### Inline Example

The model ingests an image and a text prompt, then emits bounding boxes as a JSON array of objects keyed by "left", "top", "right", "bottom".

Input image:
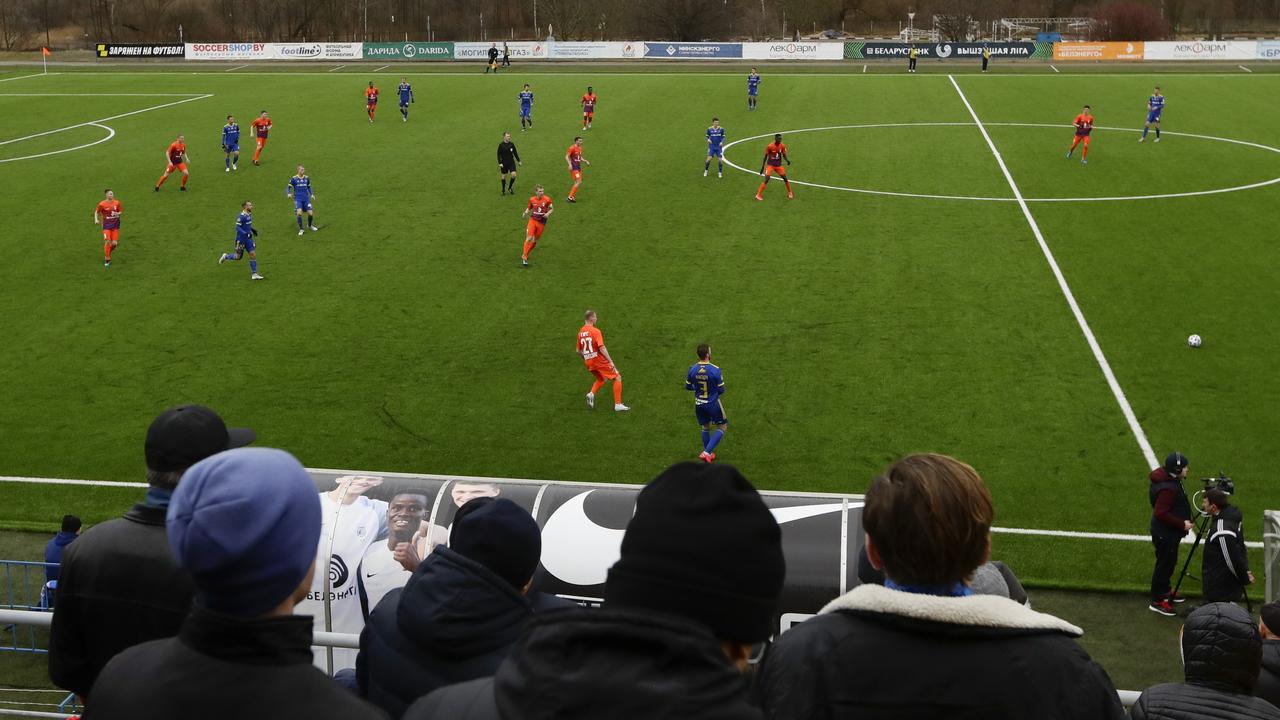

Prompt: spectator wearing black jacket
[
  {"left": 405, "top": 462, "right": 786, "bottom": 720},
  {"left": 757, "top": 453, "right": 1123, "bottom": 720},
  {"left": 49, "top": 405, "right": 254, "bottom": 700},
  {"left": 84, "top": 448, "right": 387, "bottom": 720},
  {"left": 357, "top": 497, "right": 542, "bottom": 719},
  {"left": 43, "top": 515, "right": 80, "bottom": 584},
  {"left": 1150, "top": 451, "right": 1193, "bottom": 616},
  {"left": 1202, "top": 489, "right": 1253, "bottom": 603},
  {"left": 1254, "top": 602, "right": 1280, "bottom": 709},
  {"left": 1130, "top": 602, "right": 1280, "bottom": 720}
]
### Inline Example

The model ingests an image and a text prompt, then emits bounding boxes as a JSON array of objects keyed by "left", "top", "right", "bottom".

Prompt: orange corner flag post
[{"left": 42, "top": 47, "right": 50, "bottom": 74}]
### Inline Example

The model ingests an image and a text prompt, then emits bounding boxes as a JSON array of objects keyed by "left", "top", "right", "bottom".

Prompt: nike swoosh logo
[{"left": 539, "top": 490, "right": 860, "bottom": 587}]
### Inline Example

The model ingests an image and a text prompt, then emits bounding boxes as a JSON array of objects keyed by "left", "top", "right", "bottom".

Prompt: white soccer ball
[{"left": 1187, "top": 334, "right": 1202, "bottom": 348}]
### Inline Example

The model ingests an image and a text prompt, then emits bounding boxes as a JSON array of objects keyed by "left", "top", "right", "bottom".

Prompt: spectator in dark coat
[
  {"left": 43, "top": 515, "right": 80, "bottom": 583},
  {"left": 49, "top": 405, "right": 254, "bottom": 700},
  {"left": 1130, "top": 602, "right": 1280, "bottom": 719},
  {"left": 1255, "top": 602, "right": 1280, "bottom": 709},
  {"left": 357, "top": 497, "right": 543, "bottom": 719},
  {"left": 757, "top": 453, "right": 1124, "bottom": 720},
  {"left": 1150, "top": 452, "right": 1194, "bottom": 616},
  {"left": 83, "top": 447, "right": 387, "bottom": 720},
  {"left": 404, "top": 462, "right": 786, "bottom": 720}
]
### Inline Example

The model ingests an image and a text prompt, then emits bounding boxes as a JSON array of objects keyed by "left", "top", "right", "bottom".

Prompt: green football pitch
[{"left": 1, "top": 63, "right": 1278, "bottom": 593}]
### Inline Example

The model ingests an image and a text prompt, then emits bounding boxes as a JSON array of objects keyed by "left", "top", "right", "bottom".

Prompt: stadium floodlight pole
[{"left": 533, "top": 0, "right": 537, "bottom": 37}]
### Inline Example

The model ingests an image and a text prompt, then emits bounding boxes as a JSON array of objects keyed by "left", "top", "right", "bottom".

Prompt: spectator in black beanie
[
  {"left": 358, "top": 497, "right": 543, "bottom": 718},
  {"left": 406, "top": 462, "right": 786, "bottom": 720},
  {"left": 1254, "top": 602, "right": 1280, "bottom": 709}
]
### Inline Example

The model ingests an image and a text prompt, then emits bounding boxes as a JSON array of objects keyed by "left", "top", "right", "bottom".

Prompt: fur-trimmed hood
[{"left": 819, "top": 583, "right": 1083, "bottom": 636}]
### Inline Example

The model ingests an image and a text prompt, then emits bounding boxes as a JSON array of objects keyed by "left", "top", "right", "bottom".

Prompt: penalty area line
[
  {"left": 0, "top": 72, "right": 58, "bottom": 83},
  {"left": 0, "top": 93, "right": 213, "bottom": 148},
  {"left": 948, "top": 74, "right": 1159, "bottom": 471}
]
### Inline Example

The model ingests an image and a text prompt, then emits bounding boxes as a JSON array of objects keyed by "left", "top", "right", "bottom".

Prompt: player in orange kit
[
  {"left": 580, "top": 86, "right": 597, "bottom": 129},
  {"left": 94, "top": 189, "right": 123, "bottom": 267},
  {"left": 756, "top": 133, "right": 792, "bottom": 201},
  {"left": 1067, "top": 105, "right": 1094, "bottom": 165},
  {"left": 521, "top": 185, "right": 553, "bottom": 268},
  {"left": 577, "top": 310, "right": 628, "bottom": 412},
  {"left": 566, "top": 137, "right": 590, "bottom": 203},
  {"left": 250, "top": 110, "right": 272, "bottom": 165},
  {"left": 364, "top": 81, "right": 379, "bottom": 123},
  {"left": 154, "top": 134, "right": 190, "bottom": 192}
]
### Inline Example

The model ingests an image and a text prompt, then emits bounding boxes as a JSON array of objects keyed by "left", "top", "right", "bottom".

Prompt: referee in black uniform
[{"left": 498, "top": 132, "right": 521, "bottom": 195}]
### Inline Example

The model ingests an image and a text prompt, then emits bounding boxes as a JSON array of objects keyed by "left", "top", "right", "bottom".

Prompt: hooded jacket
[
  {"left": 356, "top": 546, "right": 533, "bottom": 719},
  {"left": 1201, "top": 504, "right": 1251, "bottom": 602},
  {"left": 402, "top": 608, "right": 763, "bottom": 720},
  {"left": 1151, "top": 468, "right": 1193, "bottom": 539},
  {"left": 1254, "top": 639, "right": 1280, "bottom": 710},
  {"left": 43, "top": 530, "right": 77, "bottom": 583},
  {"left": 756, "top": 584, "right": 1124, "bottom": 720},
  {"left": 1131, "top": 603, "right": 1279, "bottom": 720}
]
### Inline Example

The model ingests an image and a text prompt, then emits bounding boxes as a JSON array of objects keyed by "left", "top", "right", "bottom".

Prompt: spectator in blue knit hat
[{"left": 83, "top": 448, "right": 387, "bottom": 720}]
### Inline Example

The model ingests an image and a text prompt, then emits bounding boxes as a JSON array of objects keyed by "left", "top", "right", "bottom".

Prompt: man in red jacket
[{"left": 1149, "top": 452, "right": 1193, "bottom": 616}]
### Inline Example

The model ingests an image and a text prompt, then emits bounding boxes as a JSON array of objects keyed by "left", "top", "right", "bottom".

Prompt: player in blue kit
[
  {"left": 747, "top": 68, "right": 761, "bottom": 110},
  {"left": 1140, "top": 86, "right": 1165, "bottom": 143},
  {"left": 704, "top": 118, "right": 725, "bottom": 178},
  {"left": 221, "top": 115, "right": 240, "bottom": 171},
  {"left": 686, "top": 344, "right": 727, "bottom": 463},
  {"left": 518, "top": 84, "right": 534, "bottom": 131},
  {"left": 397, "top": 78, "right": 414, "bottom": 122},
  {"left": 286, "top": 165, "right": 317, "bottom": 235},
  {"left": 218, "top": 201, "right": 263, "bottom": 280}
]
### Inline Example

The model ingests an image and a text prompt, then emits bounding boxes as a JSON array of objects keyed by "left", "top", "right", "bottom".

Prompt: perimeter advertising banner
[
  {"left": 548, "top": 41, "right": 638, "bottom": 59},
  {"left": 362, "top": 42, "right": 453, "bottom": 60},
  {"left": 299, "top": 470, "right": 863, "bottom": 673},
  {"left": 1144, "top": 40, "right": 1257, "bottom": 61},
  {"left": 455, "top": 41, "right": 548, "bottom": 60},
  {"left": 96, "top": 43, "right": 184, "bottom": 58},
  {"left": 1053, "top": 41, "right": 1144, "bottom": 61},
  {"left": 643, "top": 42, "right": 743, "bottom": 59},
  {"left": 185, "top": 42, "right": 363, "bottom": 60},
  {"left": 742, "top": 42, "right": 843, "bottom": 60},
  {"left": 1259, "top": 41, "right": 1280, "bottom": 60},
  {"left": 844, "top": 41, "right": 1042, "bottom": 60}
]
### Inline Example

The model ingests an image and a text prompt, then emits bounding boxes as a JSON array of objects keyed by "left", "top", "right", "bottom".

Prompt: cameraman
[
  {"left": 1149, "top": 452, "right": 1192, "bottom": 616},
  {"left": 1201, "top": 488, "right": 1254, "bottom": 603}
]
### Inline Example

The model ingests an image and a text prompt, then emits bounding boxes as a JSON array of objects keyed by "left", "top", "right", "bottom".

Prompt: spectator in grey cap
[
  {"left": 50, "top": 404, "right": 254, "bottom": 701},
  {"left": 83, "top": 447, "right": 387, "bottom": 720}
]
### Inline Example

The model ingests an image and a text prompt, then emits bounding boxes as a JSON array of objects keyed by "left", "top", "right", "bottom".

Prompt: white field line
[
  {"left": 1240, "top": 64, "right": 1253, "bottom": 73},
  {"left": 0, "top": 474, "right": 1260, "bottom": 548},
  {"left": 0, "top": 72, "right": 57, "bottom": 83},
  {"left": 0, "top": 94, "right": 213, "bottom": 148},
  {"left": 0, "top": 122, "right": 114, "bottom": 164},
  {"left": 372, "top": 64, "right": 390, "bottom": 72},
  {"left": 0, "top": 92, "right": 206, "bottom": 97},
  {"left": 224, "top": 64, "right": 249, "bottom": 72},
  {"left": 948, "top": 75, "right": 1159, "bottom": 471},
  {"left": 14, "top": 69, "right": 1276, "bottom": 79},
  {"left": 1050, "top": 64, "right": 1060, "bottom": 73},
  {"left": 327, "top": 64, "right": 347, "bottom": 72}
]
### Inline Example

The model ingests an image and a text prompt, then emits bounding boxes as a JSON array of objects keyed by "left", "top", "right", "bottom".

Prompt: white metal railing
[{"left": 0, "top": 608, "right": 1142, "bottom": 710}]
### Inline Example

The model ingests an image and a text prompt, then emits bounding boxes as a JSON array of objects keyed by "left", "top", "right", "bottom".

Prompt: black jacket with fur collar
[{"left": 755, "top": 584, "right": 1124, "bottom": 720}]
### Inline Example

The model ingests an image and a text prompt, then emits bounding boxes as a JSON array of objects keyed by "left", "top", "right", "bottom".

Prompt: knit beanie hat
[
  {"left": 604, "top": 462, "right": 785, "bottom": 643},
  {"left": 450, "top": 497, "right": 542, "bottom": 592},
  {"left": 167, "top": 447, "right": 322, "bottom": 618}
]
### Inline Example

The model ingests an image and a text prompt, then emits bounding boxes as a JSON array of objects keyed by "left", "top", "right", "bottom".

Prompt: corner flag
[{"left": 41, "top": 46, "right": 50, "bottom": 74}]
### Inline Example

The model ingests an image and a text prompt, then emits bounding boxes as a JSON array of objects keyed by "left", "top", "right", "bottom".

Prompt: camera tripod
[{"left": 1171, "top": 509, "right": 1253, "bottom": 613}]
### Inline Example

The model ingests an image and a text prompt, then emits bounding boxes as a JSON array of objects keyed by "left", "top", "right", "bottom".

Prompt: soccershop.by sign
[
  {"left": 185, "top": 42, "right": 272, "bottom": 61},
  {"left": 96, "top": 43, "right": 184, "bottom": 58},
  {"left": 362, "top": 42, "right": 454, "bottom": 60}
]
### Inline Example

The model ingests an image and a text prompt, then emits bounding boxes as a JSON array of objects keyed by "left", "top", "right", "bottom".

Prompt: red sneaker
[
  {"left": 698, "top": 451, "right": 716, "bottom": 463},
  {"left": 1148, "top": 599, "right": 1176, "bottom": 617}
]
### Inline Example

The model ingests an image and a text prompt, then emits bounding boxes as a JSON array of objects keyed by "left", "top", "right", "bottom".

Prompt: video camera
[{"left": 1201, "top": 473, "right": 1236, "bottom": 496}]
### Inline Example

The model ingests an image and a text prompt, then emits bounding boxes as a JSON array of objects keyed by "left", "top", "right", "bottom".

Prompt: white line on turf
[
  {"left": 0, "top": 122, "right": 114, "bottom": 164},
  {"left": 0, "top": 92, "right": 207, "bottom": 97},
  {"left": 1240, "top": 64, "right": 1253, "bottom": 73},
  {"left": 948, "top": 74, "right": 1159, "bottom": 470},
  {"left": 372, "top": 64, "right": 390, "bottom": 72},
  {"left": 0, "top": 72, "right": 57, "bottom": 83},
  {"left": 10, "top": 69, "right": 1273, "bottom": 78},
  {"left": 0, "top": 93, "right": 213, "bottom": 148},
  {"left": 224, "top": 64, "right": 249, "bottom": 72},
  {"left": 720, "top": 123, "right": 1280, "bottom": 203},
  {"left": 328, "top": 64, "right": 347, "bottom": 72},
  {"left": 1050, "top": 64, "right": 1060, "bottom": 73},
  {"left": 0, "top": 474, "right": 1259, "bottom": 548}
]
